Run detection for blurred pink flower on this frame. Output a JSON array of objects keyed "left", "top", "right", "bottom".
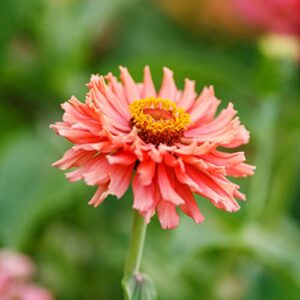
[
  {"left": 0, "top": 250, "right": 34, "bottom": 280},
  {"left": 51, "top": 66, "right": 255, "bottom": 229},
  {"left": 235, "top": 0, "right": 300, "bottom": 37},
  {"left": 12, "top": 284, "right": 53, "bottom": 300},
  {"left": 0, "top": 250, "right": 53, "bottom": 300}
]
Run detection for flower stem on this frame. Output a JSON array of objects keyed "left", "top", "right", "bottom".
[
  {"left": 124, "top": 210, "right": 147, "bottom": 277},
  {"left": 246, "top": 96, "right": 279, "bottom": 220}
]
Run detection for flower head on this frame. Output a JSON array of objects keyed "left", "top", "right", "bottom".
[{"left": 51, "top": 66, "right": 255, "bottom": 229}]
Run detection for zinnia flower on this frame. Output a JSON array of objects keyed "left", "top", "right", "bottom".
[{"left": 51, "top": 66, "right": 255, "bottom": 229}]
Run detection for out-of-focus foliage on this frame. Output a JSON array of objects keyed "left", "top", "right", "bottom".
[
  {"left": 156, "top": 0, "right": 257, "bottom": 39},
  {"left": 0, "top": 0, "right": 299, "bottom": 299}
]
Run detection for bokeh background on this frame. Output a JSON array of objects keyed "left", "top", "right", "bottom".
[{"left": 0, "top": 0, "right": 299, "bottom": 299}]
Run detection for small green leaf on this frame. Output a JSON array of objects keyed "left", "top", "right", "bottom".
[{"left": 122, "top": 272, "right": 157, "bottom": 300}]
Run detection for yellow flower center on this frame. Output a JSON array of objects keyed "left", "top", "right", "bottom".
[{"left": 129, "top": 97, "right": 191, "bottom": 145}]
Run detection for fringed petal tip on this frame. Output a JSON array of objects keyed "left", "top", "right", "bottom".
[
  {"left": 158, "top": 202, "right": 180, "bottom": 230},
  {"left": 51, "top": 160, "right": 59, "bottom": 168},
  {"left": 88, "top": 184, "right": 109, "bottom": 207}
]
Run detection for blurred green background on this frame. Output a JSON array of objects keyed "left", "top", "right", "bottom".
[{"left": 0, "top": 0, "right": 299, "bottom": 299}]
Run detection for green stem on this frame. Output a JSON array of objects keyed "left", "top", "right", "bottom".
[
  {"left": 124, "top": 210, "right": 147, "bottom": 277},
  {"left": 246, "top": 97, "right": 279, "bottom": 221}
]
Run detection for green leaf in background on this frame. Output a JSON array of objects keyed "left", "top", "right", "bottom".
[
  {"left": 0, "top": 0, "right": 17, "bottom": 64},
  {"left": 122, "top": 272, "right": 157, "bottom": 300},
  {"left": 0, "top": 131, "right": 76, "bottom": 248}
]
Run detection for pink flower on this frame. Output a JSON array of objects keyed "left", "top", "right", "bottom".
[
  {"left": 0, "top": 250, "right": 53, "bottom": 300},
  {"left": 0, "top": 251, "right": 34, "bottom": 281},
  {"left": 11, "top": 284, "right": 53, "bottom": 300},
  {"left": 51, "top": 66, "right": 255, "bottom": 229},
  {"left": 0, "top": 283, "right": 53, "bottom": 300},
  {"left": 235, "top": 0, "right": 300, "bottom": 37}
]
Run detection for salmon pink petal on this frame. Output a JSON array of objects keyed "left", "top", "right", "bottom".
[
  {"left": 188, "top": 86, "right": 220, "bottom": 123},
  {"left": 174, "top": 165, "right": 202, "bottom": 193},
  {"left": 176, "top": 183, "right": 205, "bottom": 224},
  {"left": 107, "top": 150, "right": 137, "bottom": 166},
  {"left": 65, "top": 155, "right": 110, "bottom": 185},
  {"left": 62, "top": 96, "right": 100, "bottom": 126},
  {"left": 186, "top": 103, "right": 247, "bottom": 147},
  {"left": 141, "top": 66, "right": 156, "bottom": 98},
  {"left": 88, "top": 183, "right": 109, "bottom": 207},
  {"left": 50, "top": 96, "right": 107, "bottom": 145},
  {"left": 177, "top": 79, "right": 197, "bottom": 110},
  {"left": 51, "top": 123, "right": 101, "bottom": 144},
  {"left": 101, "top": 114, "right": 130, "bottom": 134},
  {"left": 211, "top": 173, "right": 240, "bottom": 196},
  {"left": 204, "top": 150, "right": 246, "bottom": 166},
  {"left": 132, "top": 176, "right": 155, "bottom": 211},
  {"left": 52, "top": 149, "right": 96, "bottom": 170},
  {"left": 163, "top": 152, "right": 179, "bottom": 168},
  {"left": 105, "top": 72, "right": 128, "bottom": 110},
  {"left": 136, "top": 159, "right": 156, "bottom": 186},
  {"left": 88, "top": 77, "right": 130, "bottom": 130},
  {"left": 82, "top": 159, "right": 110, "bottom": 186},
  {"left": 99, "top": 76, "right": 131, "bottom": 121},
  {"left": 72, "top": 141, "right": 112, "bottom": 153},
  {"left": 186, "top": 165, "right": 240, "bottom": 212},
  {"left": 234, "top": 189, "right": 246, "bottom": 201},
  {"left": 158, "top": 67, "right": 177, "bottom": 100},
  {"left": 180, "top": 155, "right": 225, "bottom": 175},
  {"left": 139, "top": 183, "right": 161, "bottom": 223},
  {"left": 119, "top": 66, "right": 140, "bottom": 102},
  {"left": 188, "top": 102, "right": 237, "bottom": 135},
  {"left": 83, "top": 171, "right": 109, "bottom": 186},
  {"left": 174, "top": 141, "right": 215, "bottom": 156},
  {"left": 203, "top": 150, "right": 255, "bottom": 177},
  {"left": 88, "top": 89, "right": 127, "bottom": 130},
  {"left": 108, "top": 164, "right": 134, "bottom": 198},
  {"left": 148, "top": 145, "right": 164, "bottom": 163},
  {"left": 157, "top": 164, "right": 185, "bottom": 205},
  {"left": 157, "top": 201, "right": 180, "bottom": 229},
  {"left": 221, "top": 124, "right": 250, "bottom": 148},
  {"left": 229, "top": 162, "right": 256, "bottom": 177},
  {"left": 139, "top": 209, "right": 154, "bottom": 224}
]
